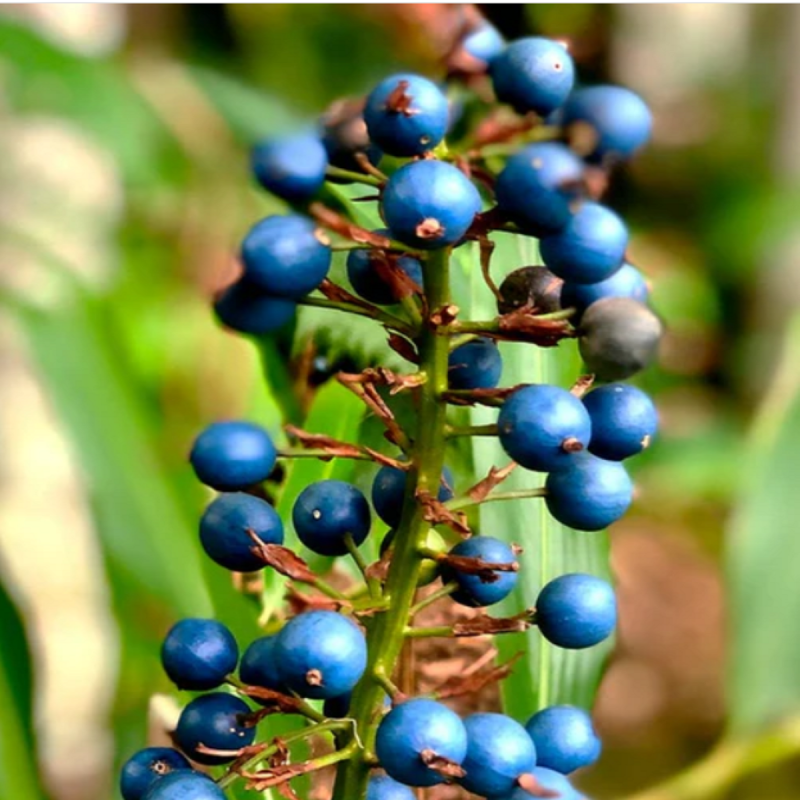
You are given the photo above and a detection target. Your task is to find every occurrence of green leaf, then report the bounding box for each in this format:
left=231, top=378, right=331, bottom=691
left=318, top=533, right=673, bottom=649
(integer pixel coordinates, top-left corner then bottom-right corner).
left=727, top=314, right=800, bottom=733
left=452, top=233, right=613, bottom=718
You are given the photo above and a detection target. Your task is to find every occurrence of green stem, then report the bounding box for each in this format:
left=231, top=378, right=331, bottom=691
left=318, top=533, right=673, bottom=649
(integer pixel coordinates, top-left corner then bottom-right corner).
left=404, top=625, right=457, bottom=639
left=446, top=423, right=499, bottom=438
left=331, top=247, right=453, bottom=800
left=344, top=534, right=381, bottom=599
left=408, top=582, right=457, bottom=617
left=297, top=294, right=414, bottom=337
left=447, top=487, right=547, bottom=511
left=325, top=165, right=383, bottom=187
left=277, top=448, right=373, bottom=461
left=449, top=333, right=481, bottom=350
left=311, top=577, right=350, bottom=602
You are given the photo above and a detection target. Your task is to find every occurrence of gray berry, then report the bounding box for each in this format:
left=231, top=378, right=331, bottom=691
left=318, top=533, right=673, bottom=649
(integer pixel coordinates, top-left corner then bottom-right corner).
left=497, top=266, right=563, bottom=315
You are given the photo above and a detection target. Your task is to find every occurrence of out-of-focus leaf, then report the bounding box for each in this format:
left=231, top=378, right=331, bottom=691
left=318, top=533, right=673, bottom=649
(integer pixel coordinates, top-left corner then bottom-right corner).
left=452, top=233, right=613, bottom=718
left=727, top=314, right=800, bottom=733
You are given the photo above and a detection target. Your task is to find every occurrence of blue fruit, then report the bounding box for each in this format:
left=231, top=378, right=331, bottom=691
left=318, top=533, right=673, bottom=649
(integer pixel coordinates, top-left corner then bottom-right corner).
left=367, top=775, right=416, bottom=800
left=381, top=160, right=481, bottom=250
left=292, top=480, right=371, bottom=556
left=364, top=74, right=449, bottom=157
left=536, top=573, right=617, bottom=649
left=498, top=385, right=592, bottom=472
left=200, top=492, right=284, bottom=572
left=142, top=771, right=225, bottom=800
left=545, top=453, right=632, bottom=531
left=448, top=337, right=503, bottom=390
left=563, top=85, right=652, bottom=161
left=346, top=231, right=423, bottom=305
left=214, top=278, right=297, bottom=335
left=274, top=610, right=367, bottom=699
left=175, top=692, right=255, bottom=765
left=525, top=705, right=601, bottom=774
left=583, top=383, right=658, bottom=461
left=239, top=635, right=285, bottom=697
left=120, top=747, right=191, bottom=800
left=540, top=202, right=628, bottom=285
left=251, top=132, right=328, bottom=202
left=462, top=22, right=505, bottom=65
left=371, top=464, right=454, bottom=527
left=441, top=536, right=518, bottom=608
left=190, top=420, right=277, bottom=492
left=495, top=142, right=584, bottom=234
left=561, top=262, right=648, bottom=319
left=493, top=767, right=584, bottom=800
left=498, top=266, right=563, bottom=315
left=241, top=214, right=331, bottom=298
left=375, top=698, right=468, bottom=787
left=161, top=618, right=238, bottom=691
left=491, top=37, right=575, bottom=115
left=460, top=713, right=537, bottom=797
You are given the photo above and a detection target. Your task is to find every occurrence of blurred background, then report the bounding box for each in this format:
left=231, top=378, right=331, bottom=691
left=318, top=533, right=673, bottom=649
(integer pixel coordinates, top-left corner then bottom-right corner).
left=2, top=4, right=800, bottom=800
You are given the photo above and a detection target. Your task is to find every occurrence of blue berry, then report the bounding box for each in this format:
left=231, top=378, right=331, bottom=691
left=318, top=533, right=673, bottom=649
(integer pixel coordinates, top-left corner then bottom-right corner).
left=460, top=713, right=537, bottom=797
left=175, top=692, right=255, bottom=765
left=161, top=619, right=238, bottom=691
left=462, top=22, right=505, bottom=65
left=525, top=705, right=601, bottom=774
left=561, top=262, right=648, bottom=320
left=239, top=635, right=285, bottom=697
left=241, top=214, right=331, bottom=298
left=583, top=383, right=658, bottom=461
left=441, top=536, right=518, bottom=608
left=323, top=691, right=352, bottom=719
left=545, top=453, right=632, bottom=531
left=190, top=420, right=277, bottom=492
left=493, top=767, right=584, bottom=800
left=364, top=74, right=449, bottom=157
left=367, top=775, right=416, bottom=800
left=498, top=385, right=592, bottom=472
left=346, top=232, right=423, bottom=305
left=214, top=279, right=296, bottom=335
left=448, top=337, right=503, bottom=390
left=540, top=202, right=628, bottom=285
left=376, top=698, right=468, bottom=787
left=142, top=771, right=224, bottom=800
left=563, top=85, right=652, bottom=161
left=496, top=143, right=584, bottom=234
left=381, top=160, right=481, bottom=250
left=491, top=38, right=575, bottom=115
left=372, top=465, right=454, bottom=527
left=498, top=266, right=563, bottom=315
left=120, top=747, right=191, bottom=800
left=536, top=573, right=617, bottom=649
left=251, top=132, right=328, bottom=202
left=274, top=610, right=367, bottom=699
left=200, top=492, right=284, bottom=572
left=292, top=480, right=371, bottom=556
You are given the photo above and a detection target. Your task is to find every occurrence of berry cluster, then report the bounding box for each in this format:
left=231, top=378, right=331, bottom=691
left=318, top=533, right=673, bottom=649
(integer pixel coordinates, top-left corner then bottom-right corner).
left=121, top=18, right=663, bottom=800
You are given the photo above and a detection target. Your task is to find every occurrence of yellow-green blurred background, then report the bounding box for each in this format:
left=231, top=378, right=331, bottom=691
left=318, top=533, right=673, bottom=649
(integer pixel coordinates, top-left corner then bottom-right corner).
left=2, top=4, right=800, bottom=800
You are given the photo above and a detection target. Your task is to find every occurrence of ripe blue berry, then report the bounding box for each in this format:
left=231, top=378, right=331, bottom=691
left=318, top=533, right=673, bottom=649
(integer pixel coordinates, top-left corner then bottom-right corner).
left=536, top=573, right=617, bottom=649
left=251, top=132, right=328, bottom=202
left=460, top=713, right=537, bottom=797
left=346, top=233, right=423, bottom=305
left=364, top=74, right=449, bottom=157
left=239, top=635, right=285, bottom=697
left=142, top=771, right=224, bottom=800
left=190, top=420, right=277, bottom=492
left=525, top=705, right=601, bottom=774
left=367, top=775, right=416, bottom=800
left=561, top=261, right=648, bottom=320
left=540, top=202, right=628, bottom=285
left=545, top=453, right=632, bottom=531
left=372, top=464, right=454, bottom=527
left=381, top=160, right=481, bottom=250
left=441, top=536, right=518, bottom=608
left=292, top=480, right=371, bottom=556
left=214, top=279, right=296, bottom=335
left=448, top=337, right=503, bottom=390
left=563, top=85, right=652, bottom=162
left=241, top=214, right=331, bottom=299
left=462, top=22, right=505, bottom=65
left=120, top=747, right=191, bottom=800
left=498, top=266, right=563, bottom=315
left=200, top=492, right=284, bottom=572
left=274, top=610, right=367, bottom=699
left=496, top=143, right=584, bottom=234
left=376, top=698, right=468, bottom=787
left=493, top=767, right=584, bottom=800
left=491, top=37, right=575, bottom=115
left=175, top=692, right=255, bottom=765
left=583, top=383, right=658, bottom=461
left=498, top=385, right=592, bottom=472
left=161, top=618, right=238, bottom=691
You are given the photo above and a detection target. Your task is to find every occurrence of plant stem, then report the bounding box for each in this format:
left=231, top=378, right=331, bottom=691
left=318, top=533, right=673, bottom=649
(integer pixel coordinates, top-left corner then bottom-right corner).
left=408, top=582, right=458, bottom=617
left=297, top=294, right=414, bottom=337
left=325, top=166, right=383, bottom=187
left=311, top=577, right=350, bottom=602
left=344, top=534, right=381, bottom=599
left=447, top=487, right=547, bottom=511
left=277, top=448, right=373, bottom=461
left=403, top=625, right=457, bottom=639
left=446, top=423, right=499, bottom=438
left=330, top=247, right=453, bottom=800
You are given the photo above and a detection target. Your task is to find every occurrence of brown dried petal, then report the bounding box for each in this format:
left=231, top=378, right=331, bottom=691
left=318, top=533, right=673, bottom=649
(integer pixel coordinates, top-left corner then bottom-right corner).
left=467, top=462, right=518, bottom=502
left=420, top=749, right=467, bottom=781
